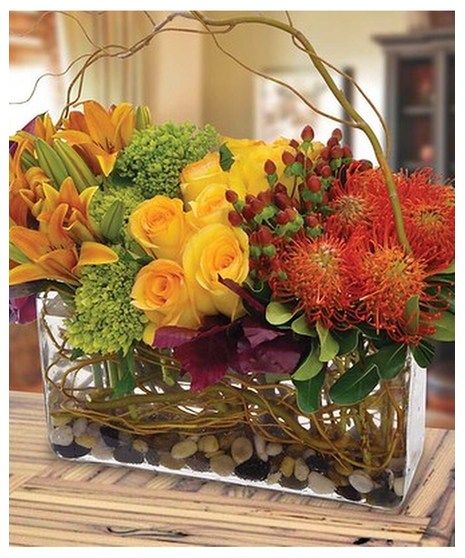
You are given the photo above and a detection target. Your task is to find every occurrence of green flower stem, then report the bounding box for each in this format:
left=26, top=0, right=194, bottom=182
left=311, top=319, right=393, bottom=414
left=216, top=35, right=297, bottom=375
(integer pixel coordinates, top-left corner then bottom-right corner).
left=108, top=360, right=120, bottom=388
left=91, top=363, right=104, bottom=389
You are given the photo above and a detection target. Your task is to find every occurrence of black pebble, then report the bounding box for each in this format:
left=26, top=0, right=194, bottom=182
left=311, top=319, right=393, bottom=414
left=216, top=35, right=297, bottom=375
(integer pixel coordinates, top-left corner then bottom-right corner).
left=100, top=426, right=120, bottom=448
left=335, top=484, right=362, bottom=502
left=279, top=476, right=307, bottom=490
left=53, top=442, right=91, bottom=459
left=305, top=454, right=330, bottom=474
left=186, top=452, right=210, bottom=472
left=145, top=447, right=160, bottom=466
left=235, top=456, right=271, bottom=481
left=366, top=487, right=401, bottom=508
left=113, top=445, right=144, bottom=464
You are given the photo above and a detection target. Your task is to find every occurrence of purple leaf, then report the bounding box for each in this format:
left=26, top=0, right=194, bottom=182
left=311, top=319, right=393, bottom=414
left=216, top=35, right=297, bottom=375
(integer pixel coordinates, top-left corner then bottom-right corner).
left=241, top=316, right=284, bottom=349
left=9, top=295, right=37, bottom=324
left=9, top=115, right=40, bottom=156
left=154, top=326, right=198, bottom=349
left=234, top=335, right=305, bottom=375
left=218, top=276, right=266, bottom=315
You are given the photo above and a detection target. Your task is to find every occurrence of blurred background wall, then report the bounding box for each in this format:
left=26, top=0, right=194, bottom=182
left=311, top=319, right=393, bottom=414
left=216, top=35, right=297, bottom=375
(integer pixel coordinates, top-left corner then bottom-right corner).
left=9, top=10, right=454, bottom=427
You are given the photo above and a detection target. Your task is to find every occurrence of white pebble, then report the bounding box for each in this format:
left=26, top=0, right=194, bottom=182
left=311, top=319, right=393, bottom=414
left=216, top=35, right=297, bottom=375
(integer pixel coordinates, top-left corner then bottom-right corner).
left=294, top=458, right=310, bottom=482
left=308, top=472, right=336, bottom=494
left=254, top=434, right=268, bottom=462
left=231, top=437, right=253, bottom=464
left=266, top=442, right=283, bottom=456
left=86, top=422, right=102, bottom=438
left=393, top=476, right=405, bottom=497
left=50, top=425, right=73, bottom=446
left=92, top=443, right=114, bottom=461
left=266, top=471, right=282, bottom=485
left=72, top=417, right=88, bottom=437
left=349, top=470, right=374, bottom=493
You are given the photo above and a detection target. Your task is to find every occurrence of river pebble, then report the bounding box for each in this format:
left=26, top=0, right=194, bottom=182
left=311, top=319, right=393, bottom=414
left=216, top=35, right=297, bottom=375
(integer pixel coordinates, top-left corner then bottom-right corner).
left=210, top=454, right=235, bottom=476
left=51, top=414, right=72, bottom=427
left=308, top=472, right=336, bottom=495
left=113, top=445, right=144, bottom=464
left=72, top=417, right=88, bottom=437
left=294, top=458, right=310, bottom=482
left=235, top=456, right=270, bottom=481
left=132, top=439, right=149, bottom=454
left=171, top=440, right=198, bottom=459
left=50, top=425, right=73, bottom=446
left=254, top=435, right=268, bottom=462
left=348, top=470, right=374, bottom=493
left=335, top=484, right=362, bottom=502
left=198, top=435, right=219, bottom=454
left=75, top=434, right=97, bottom=449
left=393, top=477, right=404, bottom=497
left=92, top=443, right=114, bottom=461
left=186, top=452, right=210, bottom=472
left=280, top=456, right=295, bottom=478
left=159, top=453, right=186, bottom=470
left=266, top=443, right=283, bottom=456
left=231, top=437, right=253, bottom=465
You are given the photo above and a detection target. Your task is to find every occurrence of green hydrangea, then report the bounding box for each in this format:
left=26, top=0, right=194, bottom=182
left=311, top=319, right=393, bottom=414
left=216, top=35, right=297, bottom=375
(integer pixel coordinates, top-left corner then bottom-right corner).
left=115, top=122, right=220, bottom=199
left=89, top=184, right=145, bottom=226
left=66, top=255, right=147, bottom=355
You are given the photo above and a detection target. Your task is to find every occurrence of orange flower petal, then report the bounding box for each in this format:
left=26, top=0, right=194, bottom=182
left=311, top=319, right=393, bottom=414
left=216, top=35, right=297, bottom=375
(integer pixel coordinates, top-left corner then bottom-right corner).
left=9, top=226, right=51, bottom=261
left=96, top=152, right=118, bottom=177
left=83, top=101, right=115, bottom=148
left=75, top=242, right=118, bottom=269
left=38, top=249, right=80, bottom=283
left=9, top=262, right=48, bottom=285
left=42, top=203, right=73, bottom=249
left=54, top=129, right=93, bottom=145
left=111, top=103, right=134, bottom=148
left=58, top=177, right=81, bottom=208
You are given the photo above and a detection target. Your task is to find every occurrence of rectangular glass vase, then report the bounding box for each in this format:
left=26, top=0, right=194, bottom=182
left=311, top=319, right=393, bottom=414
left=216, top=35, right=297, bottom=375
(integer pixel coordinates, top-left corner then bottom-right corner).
left=37, top=291, right=426, bottom=509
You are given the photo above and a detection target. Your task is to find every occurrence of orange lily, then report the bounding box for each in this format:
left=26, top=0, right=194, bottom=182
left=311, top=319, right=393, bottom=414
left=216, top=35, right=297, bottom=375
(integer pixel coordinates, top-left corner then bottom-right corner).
left=10, top=113, right=56, bottom=150
left=55, top=101, right=135, bottom=176
left=37, top=177, right=100, bottom=246
left=9, top=226, right=118, bottom=286
left=9, top=141, right=52, bottom=226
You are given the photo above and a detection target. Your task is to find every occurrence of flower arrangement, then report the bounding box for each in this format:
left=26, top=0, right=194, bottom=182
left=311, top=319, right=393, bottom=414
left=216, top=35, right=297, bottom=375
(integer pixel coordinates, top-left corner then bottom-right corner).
left=9, top=11, right=454, bottom=507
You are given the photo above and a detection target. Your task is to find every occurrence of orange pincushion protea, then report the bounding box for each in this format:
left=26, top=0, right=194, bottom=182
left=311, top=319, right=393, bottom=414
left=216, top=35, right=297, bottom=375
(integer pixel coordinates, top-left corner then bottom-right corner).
left=398, top=170, right=454, bottom=274
left=345, top=232, right=439, bottom=343
left=271, top=233, right=351, bottom=328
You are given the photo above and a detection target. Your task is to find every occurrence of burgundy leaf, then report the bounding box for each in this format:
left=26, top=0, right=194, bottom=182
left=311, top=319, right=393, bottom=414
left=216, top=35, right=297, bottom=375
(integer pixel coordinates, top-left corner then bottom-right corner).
left=9, top=295, right=37, bottom=324
left=218, top=276, right=266, bottom=315
left=241, top=316, right=284, bottom=349
left=154, top=326, right=198, bottom=349
left=10, top=115, right=40, bottom=155
left=234, top=335, right=305, bottom=375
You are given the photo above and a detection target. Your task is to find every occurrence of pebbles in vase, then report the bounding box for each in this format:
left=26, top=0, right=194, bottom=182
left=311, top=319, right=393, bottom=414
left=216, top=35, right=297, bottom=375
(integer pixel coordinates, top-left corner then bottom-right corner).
left=348, top=470, right=374, bottom=494
left=235, top=456, right=271, bottom=481
left=308, top=472, right=336, bottom=495
left=170, top=440, right=198, bottom=459
left=231, top=437, right=253, bottom=465
left=50, top=425, right=74, bottom=446
left=210, top=454, right=235, bottom=476
left=198, top=435, right=219, bottom=454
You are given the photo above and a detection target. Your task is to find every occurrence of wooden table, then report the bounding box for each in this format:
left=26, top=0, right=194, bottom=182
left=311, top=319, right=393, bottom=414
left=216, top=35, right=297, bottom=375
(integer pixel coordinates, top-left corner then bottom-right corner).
left=10, top=391, right=455, bottom=547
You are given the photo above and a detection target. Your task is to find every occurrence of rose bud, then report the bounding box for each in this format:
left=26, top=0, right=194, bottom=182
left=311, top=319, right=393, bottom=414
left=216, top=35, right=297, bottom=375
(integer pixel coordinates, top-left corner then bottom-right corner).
left=258, top=190, right=272, bottom=203
left=330, top=146, right=343, bottom=159
left=251, top=198, right=265, bottom=214
left=228, top=210, right=243, bottom=226
left=332, top=128, right=343, bottom=141
left=301, top=125, right=315, bottom=141
left=225, top=189, right=239, bottom=204
left=306, top=175, right=321, bottom=192
left=322, top=192, right=329, bottom=204
left=282, top=151, right=295, bottom=165
left=320, top=147, right=330, bottom=160
left=295, top=151, right=305, bottom=164
left=284, top=207, right=296, bottom=221
left=264, top=159, right=277, bottom=175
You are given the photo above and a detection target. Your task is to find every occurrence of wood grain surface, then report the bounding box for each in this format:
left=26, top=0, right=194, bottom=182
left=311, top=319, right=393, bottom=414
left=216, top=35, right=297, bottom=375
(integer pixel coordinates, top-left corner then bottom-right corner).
left=9, top=391, right=455, bottom=547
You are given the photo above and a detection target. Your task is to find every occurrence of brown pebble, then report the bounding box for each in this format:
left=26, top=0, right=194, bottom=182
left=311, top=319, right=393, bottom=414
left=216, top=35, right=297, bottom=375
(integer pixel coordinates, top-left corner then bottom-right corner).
left=334, top=461, right=354, bottom=476
left=132, top=439, right=149, bottom=454
left=280, top=456, right=295, bottom=477
left=231, top=437, right=253, bottom=465
left=198, top=435, right=219, bottom=454
left=280, top=475, right=308, bottom=490
left=210, top=454, right=235, bottom=476
left=75, top=434, right=97, bottom=449
left=186, top=452, right=210, bottom=472
left=286, top=444, right=306, bottom=458
left=159, top=452, right=186, bottom=470
left=171, top=440, right=197, bottom=459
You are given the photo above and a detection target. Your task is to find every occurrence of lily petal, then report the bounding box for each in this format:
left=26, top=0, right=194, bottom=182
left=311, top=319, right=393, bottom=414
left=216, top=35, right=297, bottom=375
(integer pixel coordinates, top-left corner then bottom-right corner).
left=75, top=242, right=118, bottom=269
left=83, top=101, right=115, bottom=148
left=9, top=226, right=51, bottom=261
left=9, top=262, right=48, bottom=285
left=54, top=129, right=93, bottom=145
left=96, top=151, right=118, bottom=177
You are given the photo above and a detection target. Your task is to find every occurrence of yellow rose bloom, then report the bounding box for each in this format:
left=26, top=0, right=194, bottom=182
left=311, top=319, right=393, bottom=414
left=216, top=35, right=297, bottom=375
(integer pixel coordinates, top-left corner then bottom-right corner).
left=186, top=182, right=241, bottom=230
left=183, top=223, right=249, bottom=319
left=226, top=137, right=295, bottom=196
left=131, top=259, right=201, bottom=344
left=180, top=152, right=229, bottom=203
left=128, top=196, right=191, bottom=262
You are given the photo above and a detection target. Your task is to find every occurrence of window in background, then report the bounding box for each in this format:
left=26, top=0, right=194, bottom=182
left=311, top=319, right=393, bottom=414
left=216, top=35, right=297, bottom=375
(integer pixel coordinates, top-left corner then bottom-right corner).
left=9, top=11, right=62, bottom=133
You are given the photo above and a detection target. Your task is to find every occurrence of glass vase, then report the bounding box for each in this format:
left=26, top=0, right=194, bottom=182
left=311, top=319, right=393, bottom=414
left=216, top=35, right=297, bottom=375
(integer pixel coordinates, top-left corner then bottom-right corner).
left=37, top=291, right=426, bottom=509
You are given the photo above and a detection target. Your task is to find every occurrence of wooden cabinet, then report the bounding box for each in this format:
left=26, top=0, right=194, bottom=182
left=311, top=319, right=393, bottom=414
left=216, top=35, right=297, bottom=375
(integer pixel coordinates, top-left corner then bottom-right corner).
left=375, top=28, right=454, bottom=181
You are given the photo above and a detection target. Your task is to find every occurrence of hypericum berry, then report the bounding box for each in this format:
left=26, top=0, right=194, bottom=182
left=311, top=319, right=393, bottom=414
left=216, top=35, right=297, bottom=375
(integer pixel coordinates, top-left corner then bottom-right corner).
left=242, top=205, right=255, bottom=221
left=251, top=198, right=265, bottom=214
left=282, top=151, right=295, bottom=166
left=295, top=152, right=305, bottom=164
left=225, top=189, right=239, bottom=204
left=306, top=175, right=321, bottom=192
left=290, top=139, right=300, bottom=149
left=330, top=146, right=343, bottom=159
left=262, top=244, right=277, bottom=257
left=273, top=183, right=288, bottom=194
left=322, top=192, right=329, bottom=204
left=228, top=210, right=243, bottom=226
left=320, top=147, right=330, bottom=160
left=320, top=165, right=332, bottom=178
left=342, top=146, right=352, bottom=158
left=264, top=159, right=277, bottom=175
left=301, top=125, right=315, bottom=141
left=327, top=136, right=339, bottom=148
left=257, top=225, right=273, bottom=245
left=276, top=210, right=290, bottom=225
left=305, top=214, right=319, bottom=228
left=284, top=207, right=296, bottom=221
left=245, top=194, right=255, bottom=204
left=257, top=190, right=272, bottom=204
left=332, top=128, right=343, bottom=141
left=274, top=192, right=290, bottom=209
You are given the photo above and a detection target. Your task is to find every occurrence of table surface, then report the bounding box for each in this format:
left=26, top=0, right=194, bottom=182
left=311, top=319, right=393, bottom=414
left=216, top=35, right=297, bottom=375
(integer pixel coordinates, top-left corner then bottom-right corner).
left=9, top=390, right=455, bottom=547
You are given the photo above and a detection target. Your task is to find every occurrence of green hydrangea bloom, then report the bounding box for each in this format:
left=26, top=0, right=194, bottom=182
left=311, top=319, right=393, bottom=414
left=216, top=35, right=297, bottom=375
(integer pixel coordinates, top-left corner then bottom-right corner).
left=115, top=122, right=220, bottom=199
left=66, top=255, right=147, bottom=355
left=89, top=184, right=145, bottom=226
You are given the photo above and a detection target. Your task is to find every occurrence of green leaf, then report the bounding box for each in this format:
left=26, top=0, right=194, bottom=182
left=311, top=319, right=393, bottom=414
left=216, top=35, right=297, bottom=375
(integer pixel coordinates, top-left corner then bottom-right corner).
left=292, top=345, right=323, bottom=381
left=265, top=301, right=296, bottom=326
left=370, top=343, right=408, bottom=380
left=113, top=350, right=136, bottom=398
left=316, top=321, right=339, bottom=362
left=69, top=347, right=85, bottom=360
left=427, top=272, right=455, bottom=285
left=291, top=314, right=316, bottom=337
left=100, top=200, right=124, bottom=242
left=293, top=369, right=325, bottom=413
left=330, top=361, right=379, bottom=405
left=428, top=311, right=455, bottom=342
left=357, top=324, right=392, bottom=348
left=9, top=242, right=31, bottom=264
left=264, top=373, right=290, bottom=383
left=412, top=340, right=435, bottom=368
left=403, top=295, right=420, bottom=334
left=332, top=329, right=359, bottom=355
left=219, top=143, right=234, bottom=171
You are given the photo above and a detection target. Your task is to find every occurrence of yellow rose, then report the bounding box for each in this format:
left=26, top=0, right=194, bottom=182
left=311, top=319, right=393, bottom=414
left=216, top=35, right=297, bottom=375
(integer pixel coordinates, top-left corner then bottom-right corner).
left=222, top=137, right=265, bottom=158
left=180, top=152, right=229, bottom=203
left=226, top=137, right=295, bottom=196
left=186, top=182, right=244, bottom=230
left=128, top=196, right=191, bottom=262
left=131, top=259, right=201, bottom=344
left=183, top=223, right=249, bottom=319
